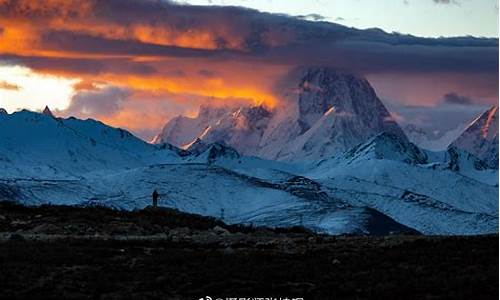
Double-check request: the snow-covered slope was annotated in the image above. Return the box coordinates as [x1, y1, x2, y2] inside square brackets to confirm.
[0, 110, 181, 177]
[195, 106, 273, 156]
[306, 133, 498, 234]
[4, 132, 496, 235]
[155, 67, 408, 161]
[340, 132, 428, 165]
[274, 67, 406, 158]
[186, 142, 303, 182]
[264, 67, 407, 161]
[451, 106, 499, 169]
[0, 109, 420, 235]
[422, 146, 497, 186]
[152, 105, 232, 147]
[0, 101, 497, 236]
[188, 143, 241, 164]
[3, 160, 417, 235]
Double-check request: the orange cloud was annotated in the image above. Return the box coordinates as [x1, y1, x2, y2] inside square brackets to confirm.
[112, 75, 279, 108]
[99, 109, 166, 133]
[1, 0, 497, 141]
[0, 80, 20, 90]
[0, 0, 252, 57]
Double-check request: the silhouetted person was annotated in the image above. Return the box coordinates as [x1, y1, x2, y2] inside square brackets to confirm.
[152, 189, 159, 208]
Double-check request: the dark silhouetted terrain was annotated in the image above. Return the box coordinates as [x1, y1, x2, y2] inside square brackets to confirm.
[0, 201, 497, 299]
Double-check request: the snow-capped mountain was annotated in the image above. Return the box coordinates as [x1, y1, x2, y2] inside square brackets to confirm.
[152, 104, 232, 147]
[306, 132, 498, 234]
[155, 67, 408, 161]
[451, 106, 499, 169]
[0, 109, 181, 178]
[0, 107, 497, 235]
[1, 72, 498, 237]
[188, 142, 241, 164]
[195, 105, 273, 156]
[428, 146, 497, 186]
[290, 67, 405, 140]
[0, 108, 419, 235]
[341, 132, 428, 165]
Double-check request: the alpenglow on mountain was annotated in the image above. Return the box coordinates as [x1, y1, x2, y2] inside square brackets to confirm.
[450, 105, 499, 169]
[0, 107, 497, 235]
[0, 66, 497, 236]
[154, 67, 407, 161]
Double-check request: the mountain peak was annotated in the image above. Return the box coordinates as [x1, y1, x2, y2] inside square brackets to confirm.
[153, 105, 234, 147]
[262, 67, 408, 160]
[204, 143, 240, 163]
[480, 105, 498, 139]
[185, 139, 240, 164]
[155, 66, 407, 161]
[343, 132, 427, 165]
[294, 67, 404, 137]
[0, 109, 182, 174]
[451, 105, 498, 169]
[464, 105, 498, 139]
[42, 106, 54, 117]
[0, 108, 7, 115]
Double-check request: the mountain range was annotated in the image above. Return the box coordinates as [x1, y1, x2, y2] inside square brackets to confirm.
[0, 67, 497, 235]
[154, 67, 406, 161]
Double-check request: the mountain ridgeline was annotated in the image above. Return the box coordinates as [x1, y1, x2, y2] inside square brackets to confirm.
[450, 105, 499, 169]
[154, 67, 407, 161]
[0, 67, 497, 236]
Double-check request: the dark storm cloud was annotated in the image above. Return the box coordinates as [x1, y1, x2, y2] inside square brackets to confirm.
[257, 38, 498, 77]
[198, 69, 216, 77]
[0, 54, 160, 76]
[0, 0, 497, 104]
[129, 64, 157, 75]
[165, 69, 186, 77]
[0, 0, 497, 76]
[0, 0, 496, 140]
[39, 30, 234, 58]
[0, 54, 105, 75]
[442, 92, 475, 105]
[64, 86, 132, 117]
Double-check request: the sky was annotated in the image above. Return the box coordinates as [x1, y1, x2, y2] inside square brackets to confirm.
[0, 0, 498, 140]
[182, 0, 499, 38]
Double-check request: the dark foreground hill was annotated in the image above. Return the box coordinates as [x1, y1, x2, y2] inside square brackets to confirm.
[0, 201, 497, 299]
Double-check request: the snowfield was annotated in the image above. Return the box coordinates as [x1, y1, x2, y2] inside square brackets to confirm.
[1, 69, 497, 236]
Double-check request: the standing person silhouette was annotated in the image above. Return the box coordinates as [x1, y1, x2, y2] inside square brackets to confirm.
[152, 189, 159, 208]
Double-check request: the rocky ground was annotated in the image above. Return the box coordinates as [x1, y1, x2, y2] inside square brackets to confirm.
[0, 201, 498, 299]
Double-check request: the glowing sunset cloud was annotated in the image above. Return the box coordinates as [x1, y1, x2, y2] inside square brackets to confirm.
[0, 0, 497, 140]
